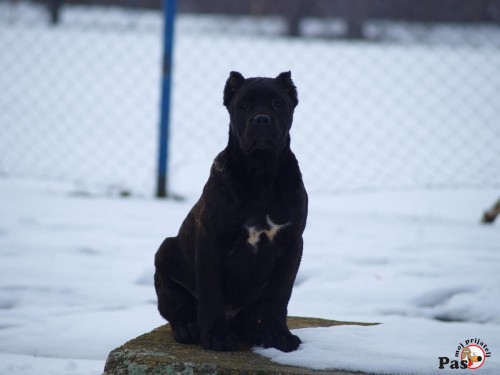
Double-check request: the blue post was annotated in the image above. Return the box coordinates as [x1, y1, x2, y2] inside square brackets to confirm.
[156, 0, 177, 198]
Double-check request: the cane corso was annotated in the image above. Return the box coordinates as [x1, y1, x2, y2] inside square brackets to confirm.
[154, 71, 308, 352]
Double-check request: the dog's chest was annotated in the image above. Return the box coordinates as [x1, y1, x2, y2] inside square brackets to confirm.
[222, 213, 290, 304]
[244, 214, 289, 251]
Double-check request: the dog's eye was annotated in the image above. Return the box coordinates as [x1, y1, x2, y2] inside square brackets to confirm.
[273, 99, 283, 109]
[239, 101, 249, 110]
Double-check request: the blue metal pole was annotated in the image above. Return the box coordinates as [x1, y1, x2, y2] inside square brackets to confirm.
[156, 0, 177, 198]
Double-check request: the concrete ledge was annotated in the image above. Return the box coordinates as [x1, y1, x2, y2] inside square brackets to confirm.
[103, 316, 375, 375]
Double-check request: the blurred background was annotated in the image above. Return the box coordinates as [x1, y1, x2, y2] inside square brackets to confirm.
[1, 2, 500, 373]
[1, 0, 499, 197]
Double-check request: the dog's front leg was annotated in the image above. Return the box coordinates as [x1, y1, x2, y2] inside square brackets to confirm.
[195, 232, 238, 351]
[236, 235, 303, 352]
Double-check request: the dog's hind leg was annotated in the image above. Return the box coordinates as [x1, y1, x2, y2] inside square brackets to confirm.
[154, 237, 199, 344]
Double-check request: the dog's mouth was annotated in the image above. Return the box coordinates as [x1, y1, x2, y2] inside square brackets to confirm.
[254, 137, 275, 150]
[242, 135, 279, 153]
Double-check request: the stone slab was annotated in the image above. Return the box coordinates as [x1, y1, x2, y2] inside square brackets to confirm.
[103, 316, 377, 375]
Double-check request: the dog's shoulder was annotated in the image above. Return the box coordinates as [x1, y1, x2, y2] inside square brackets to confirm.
[211, 151, 228, 175]
[206, 148, 241, 188]
[193, 150, 238, 221]
[278, 151, 307, 195]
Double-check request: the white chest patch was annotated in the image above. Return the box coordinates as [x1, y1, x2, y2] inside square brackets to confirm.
[246, 215, 289, 248]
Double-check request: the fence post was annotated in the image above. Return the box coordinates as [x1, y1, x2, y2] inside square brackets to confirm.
[49, 0, 62, 25]
[156, 0, 177, 198]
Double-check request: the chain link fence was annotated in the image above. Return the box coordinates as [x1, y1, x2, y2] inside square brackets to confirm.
[1, 1, 499, 197]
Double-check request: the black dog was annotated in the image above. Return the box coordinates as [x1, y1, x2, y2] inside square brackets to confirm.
[154, 71, 308, 352]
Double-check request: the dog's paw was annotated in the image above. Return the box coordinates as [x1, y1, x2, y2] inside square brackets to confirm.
[233, 315, 301, 352]
[201, 329, 239, 351]
[172, 323, 200, 344]
[262, 331, 301, 352]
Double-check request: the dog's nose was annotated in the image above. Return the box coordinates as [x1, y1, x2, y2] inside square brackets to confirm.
[252, 114, 272, 125]
[477, 356, 482, 361]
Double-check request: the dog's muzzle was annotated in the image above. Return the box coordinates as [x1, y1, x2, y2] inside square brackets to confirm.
[240, 114, 281, 152]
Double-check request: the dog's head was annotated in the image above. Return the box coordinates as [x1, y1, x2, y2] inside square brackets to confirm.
[223, 71, 298, 154]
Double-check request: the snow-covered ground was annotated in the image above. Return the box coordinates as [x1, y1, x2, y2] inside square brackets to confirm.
[0, 179, 499, 374]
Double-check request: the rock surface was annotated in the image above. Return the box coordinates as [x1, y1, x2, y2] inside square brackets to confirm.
[103, 316, 375, 375]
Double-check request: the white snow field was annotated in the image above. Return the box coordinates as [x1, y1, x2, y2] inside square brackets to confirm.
[0, 179, 499, 374]
[1, 3, 500, 374]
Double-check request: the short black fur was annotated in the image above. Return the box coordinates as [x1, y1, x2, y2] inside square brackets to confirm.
[154, 71, 308, 352]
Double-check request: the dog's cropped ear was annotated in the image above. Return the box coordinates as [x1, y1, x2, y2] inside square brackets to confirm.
[223, 71, 245, 107]
[276, 71, 298, 107]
